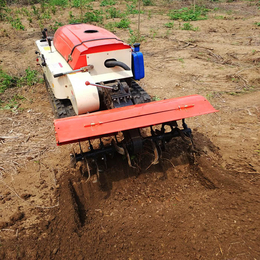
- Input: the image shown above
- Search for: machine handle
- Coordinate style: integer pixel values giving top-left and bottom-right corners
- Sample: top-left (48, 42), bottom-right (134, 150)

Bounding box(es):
top-left (53, 65), bottom-right (94, 78)
top-left (54, 73), bottom-right (64, 78)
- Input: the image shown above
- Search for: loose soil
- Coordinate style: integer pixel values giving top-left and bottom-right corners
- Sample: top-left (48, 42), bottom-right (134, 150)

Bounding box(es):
top-left (1, 1), bottom-right (260, 259)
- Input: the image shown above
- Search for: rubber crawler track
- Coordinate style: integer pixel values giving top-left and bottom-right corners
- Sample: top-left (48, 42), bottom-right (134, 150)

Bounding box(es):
top-left (130, 80), bottom-right (151, 105)
top-left (44, 74), bottom-right (76, 119)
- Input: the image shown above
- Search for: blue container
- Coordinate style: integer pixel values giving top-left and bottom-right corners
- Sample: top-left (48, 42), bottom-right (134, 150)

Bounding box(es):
top-left (132, 43), bottom-right (145, 80)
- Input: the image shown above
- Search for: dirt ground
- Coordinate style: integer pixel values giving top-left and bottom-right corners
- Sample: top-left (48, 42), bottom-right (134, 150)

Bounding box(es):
top-left (1, 0), bottom-right (260, 259)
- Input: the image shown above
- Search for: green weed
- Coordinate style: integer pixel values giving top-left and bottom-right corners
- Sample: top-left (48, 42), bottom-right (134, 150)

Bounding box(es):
top-left (148, 10), bottom-right (152, 19)
top-left (0, 0), bottom-right (6, 20)
top-left (104, 22), bottom-right (116, 32)
top-left (254, 22), bottom-right (260, 26)
top-left (126, 4), bottom-right (142, 14)
top-left (181, 22), bottom-right (199, 31)
top-left (68, 12), bottom-right (81, 23)
top-left (51, 5), bottom-right (56, 14)
top-left (100, 0), bottom-right (116, 6)
top-left (85, 3), bottom-right (94, 10)
top-left (168, 5), bottom-right (209, 21)
top-left (41, 10), bottom-right (51, 19)
top-left (106, 7), bottom-right (123, 18)
top-left (214, 15), bottom-right (224, 19)
top-left (31, 5), bottom-right (40, 17)
top-left (1, 95), bottom-right (25, 112)
top-left (0, 67), bottom-right (41, 94)
top-left (226, 10), bottom-right (233, 15)
top-left (49, 0), bottom-right (68, 7)
top-left (152, 96), bottom-right (161, 101)
top-left (0, 69), bottom-right (18, 94)
top-left (12, 94), bottom-right (25, 101)
top-left (128, 28), bottom-right (144, 45)
top-left (22, 67), bottom-right (40, 86)
top-left (50, 21), bottom-right (64, 31)
top-left (164, 22), bottom-right (174, 28)
top-left (40, 1), bottom-right (47, 13)
top-left (115, 18), bottom-right (130, 28)
top-left (83, 10), bottom-right (104, 23)
top-left (143, 0), bottom-right (154, 6)
top-left (254, 145), bottom-right (260, 154)
top-left (8, 17), bottom-right (25, 30)
top-left (21, 7), bottom-right (30, 17)
top-left (71, 0), bottom-right (93, 8)
top-left (150, 28), bottom-right (158, 38)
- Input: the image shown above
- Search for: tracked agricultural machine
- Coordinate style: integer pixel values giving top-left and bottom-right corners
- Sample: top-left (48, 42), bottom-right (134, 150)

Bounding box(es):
top-left (35, 24), bottom-right (217, 174)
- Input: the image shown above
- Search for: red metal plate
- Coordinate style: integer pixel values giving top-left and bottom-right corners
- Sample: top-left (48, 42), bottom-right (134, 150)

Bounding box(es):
top-left (54, 94), bottom-right (218, 145)
top-left (53, 24), bottom-right (131, 70)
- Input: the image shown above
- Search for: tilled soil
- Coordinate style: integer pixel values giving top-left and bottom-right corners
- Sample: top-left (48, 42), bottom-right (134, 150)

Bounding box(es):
top-left (1, 1), bottom-right (260, 259)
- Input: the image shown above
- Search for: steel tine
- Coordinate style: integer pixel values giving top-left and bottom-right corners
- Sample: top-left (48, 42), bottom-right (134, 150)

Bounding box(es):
top-left (150, 126), bottom-right (155, 136)
top-left (99, 138), bottom-right (104, 149)
top-left (94, 159), bottom-right (100, 180)
top-left (84, 158), bottom-right (91, 182)
top-left (79, 142), bottom-right (83, 153)
top-left (88, 140), bottom-right (93, 151)
top-left (70, 148), bottom-right (76, 168)
top-left (151, 140), bottom-right (160, 165)
top-left (123, 145), bottom-right (136, 169)
top-left (145, 140), bottom-right (161, 170)
top-left (112, 139), bottom-right (125, 155)
top-left (102, 154), bottom-right (107, 170)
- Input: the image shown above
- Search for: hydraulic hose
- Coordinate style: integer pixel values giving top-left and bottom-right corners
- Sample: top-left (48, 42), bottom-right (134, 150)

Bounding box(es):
top-left (105, 60), bottom-right (130, 71)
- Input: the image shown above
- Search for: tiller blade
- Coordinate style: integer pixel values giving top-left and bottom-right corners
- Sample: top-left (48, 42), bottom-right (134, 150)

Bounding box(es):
top-left (54, 94), bottom-right (217, 145)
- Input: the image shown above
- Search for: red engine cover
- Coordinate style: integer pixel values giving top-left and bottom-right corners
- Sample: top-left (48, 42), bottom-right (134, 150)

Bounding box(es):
top-left (53, 24), bottom-right (131, 70)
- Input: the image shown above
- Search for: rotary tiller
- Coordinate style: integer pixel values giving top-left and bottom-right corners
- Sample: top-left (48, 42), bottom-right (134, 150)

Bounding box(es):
top-left (35, 24), bottom-right (217, 174)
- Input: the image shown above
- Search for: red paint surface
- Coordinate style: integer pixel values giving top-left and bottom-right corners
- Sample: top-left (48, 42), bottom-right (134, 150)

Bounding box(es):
top-left (53, 24), bottom-right (131, 70)
top-left (54, 95), bottom-right (218, 145)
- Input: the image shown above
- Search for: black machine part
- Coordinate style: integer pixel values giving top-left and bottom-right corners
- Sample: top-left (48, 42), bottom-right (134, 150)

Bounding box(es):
top-left (104, 59), bottom-right (131, 71)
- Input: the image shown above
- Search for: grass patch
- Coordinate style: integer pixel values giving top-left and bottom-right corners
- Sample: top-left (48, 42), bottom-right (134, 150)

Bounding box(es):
top-left (152, 96), bottom-right (161, 101)
top-left (168, 5), bottom-right (209, 21)
top-left (128, 28), bottom-right (145, 45)
top-left (83, 10), bottom-right (104, 23)
top-left (0, 69), bottom-right (18, 94)
top-left (0, 67), bottom-right (41, 94)
top-left (0, 95), bottom-right (25, 112)
top-left (143, 0), bottom-right (154, 6)
top-left (106, 7), bottom-right (124, 18)
top-left (50, 21), bottom-right (64, 31)
top-left (7, 17), bottom-right (25, 30)
top-left (126, 3), bottom-right (142, 14)
top-left (49, 0), bottom-right (68, 7)
top-left (115, 18), bottom-right (130, 28)
top-left (100, 0), bottom-right (116, 6)
top-left (181, 22), bottom-right (199, 31)
top-left (104, 22), bottom-right (116, 32)
top-left (71, 0), bottom-right (94, 8)
top-left (22, 67), bottom-right (40, 86)
top-left (164, 22), bottom-right (174, 28)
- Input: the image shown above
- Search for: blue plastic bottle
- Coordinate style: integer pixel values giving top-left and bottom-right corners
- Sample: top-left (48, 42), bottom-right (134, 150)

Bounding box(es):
top-left (132, 43), bottom-right (145, 80)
